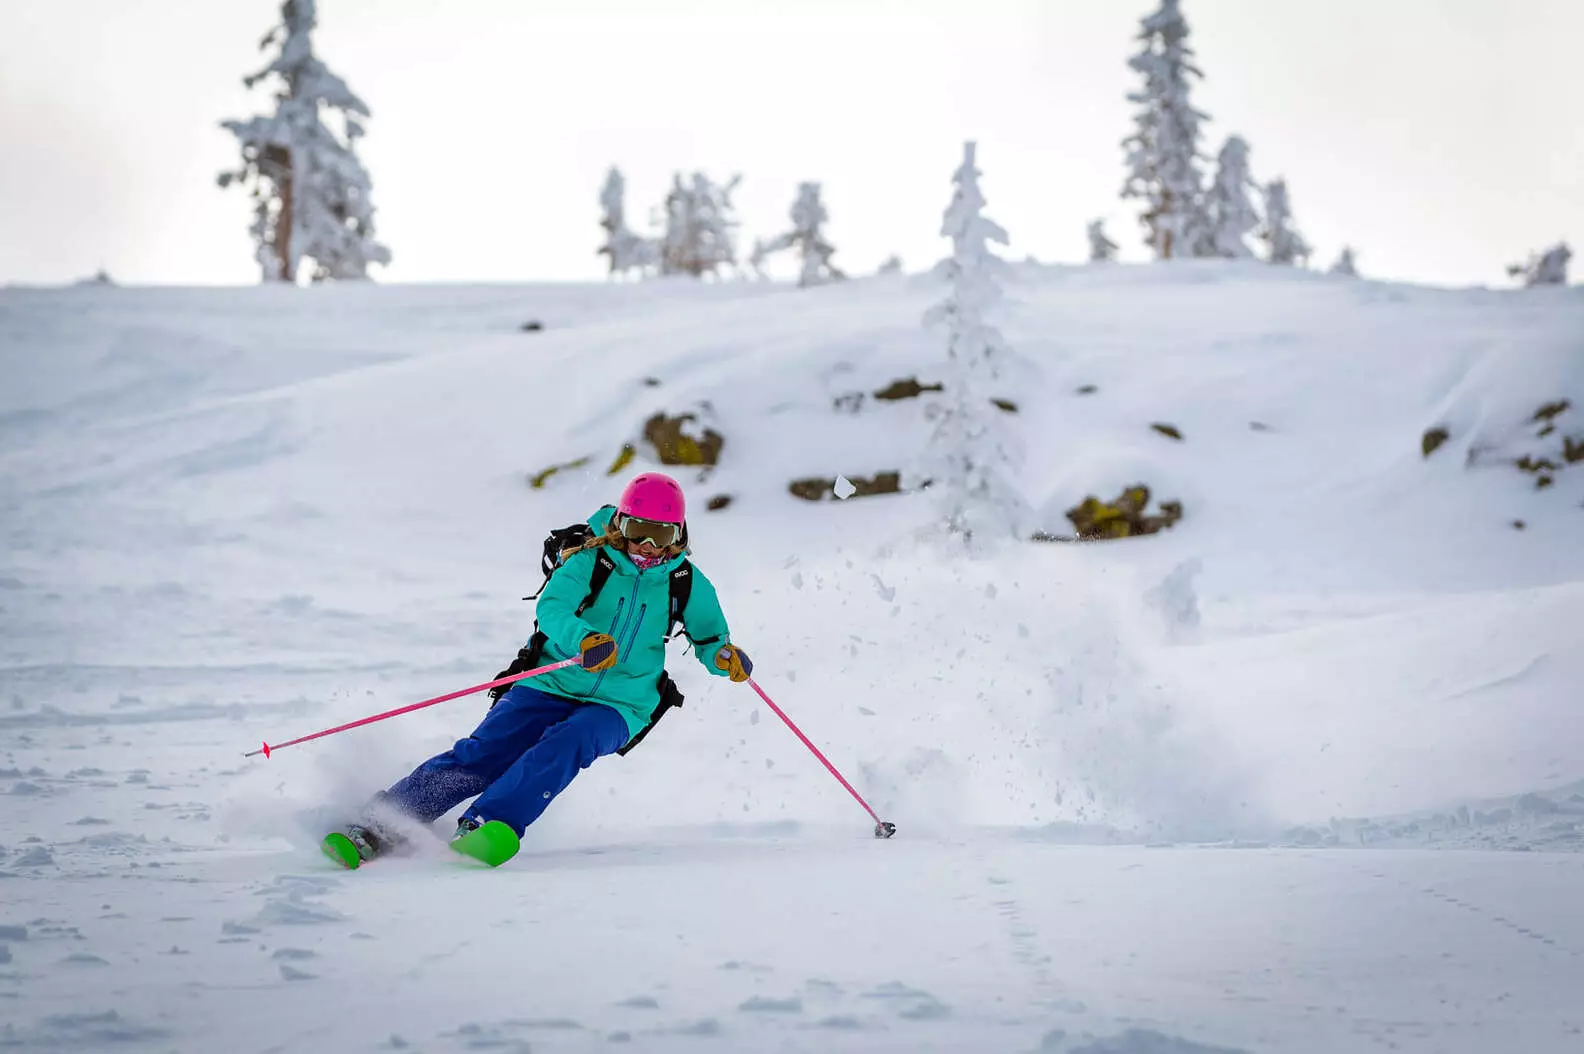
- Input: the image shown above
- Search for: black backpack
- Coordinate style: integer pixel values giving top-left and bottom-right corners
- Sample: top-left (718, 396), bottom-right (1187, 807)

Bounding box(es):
top-left (487, 506), bottom-right (713, 756)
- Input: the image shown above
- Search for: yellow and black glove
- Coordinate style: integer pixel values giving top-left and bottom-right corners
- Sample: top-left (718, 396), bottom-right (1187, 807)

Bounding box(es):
top-left (579, 633), bottom-right (618, 672)
top-left (713, 644), bottom-right (753, 683)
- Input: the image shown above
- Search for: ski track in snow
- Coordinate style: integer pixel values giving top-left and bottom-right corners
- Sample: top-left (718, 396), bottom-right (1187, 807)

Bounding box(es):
top-left (2, 271), bottom-right (1583, 1051)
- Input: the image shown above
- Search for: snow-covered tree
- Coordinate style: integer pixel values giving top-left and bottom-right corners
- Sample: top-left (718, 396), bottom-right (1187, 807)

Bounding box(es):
top-left (218, 0), bottom-right (390, 283)
top-left (1507, 243), bottom-right (1571, 286)
top-left (659, 172), bottom-right (742, 278)
top-left (1087, 219), bottom-right (1120, 262)
top-left (1203, 136), bottom-right (1260, 258)
top-left (1259, 179), bottom-right (1311, 266)
top-left (750, 182), bottom-right (846, 287)
top-left (1329, 246), bottom-right (1359, 277)
top-left (876, 255), bottom-right (904, 275)
top-left (913, 142), bottom-right (1027, 545)
top-left (1121, 0), bottom-right (1211, 260)
top-left (597, 167), bottom-right (656, 279)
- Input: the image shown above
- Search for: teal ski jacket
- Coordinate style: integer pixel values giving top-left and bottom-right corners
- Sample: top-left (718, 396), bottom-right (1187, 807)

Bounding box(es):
top-left (530, 506), bottom-right (735, 739)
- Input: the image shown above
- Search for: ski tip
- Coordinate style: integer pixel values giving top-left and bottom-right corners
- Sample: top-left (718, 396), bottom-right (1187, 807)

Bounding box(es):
top-left (874, 821), bottom-right (897, 840)
top-left (321, 832), bottom-right (362, 870)
top-left (450, 820), bottom-right (521, 868)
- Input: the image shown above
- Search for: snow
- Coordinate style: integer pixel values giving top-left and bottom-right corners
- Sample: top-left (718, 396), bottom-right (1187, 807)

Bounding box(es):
top-left (2, 263), bottom-right (1582, 1051)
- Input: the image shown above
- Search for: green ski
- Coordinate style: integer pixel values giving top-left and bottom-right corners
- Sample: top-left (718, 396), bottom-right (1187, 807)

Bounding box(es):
top-left (321, 832), bottom-right (363, 870)
top-left (449, 820), bottom-right (521, 867)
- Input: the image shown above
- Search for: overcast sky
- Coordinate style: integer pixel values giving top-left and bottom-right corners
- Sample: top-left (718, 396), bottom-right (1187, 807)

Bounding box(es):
top-left (1, 0), bottom-right (1578, 288)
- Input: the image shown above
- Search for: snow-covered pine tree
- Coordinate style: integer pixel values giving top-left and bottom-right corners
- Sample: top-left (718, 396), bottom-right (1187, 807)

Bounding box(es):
top-left (659, 172), bottom-right (742, 278)
top-left (597, 167), bottom-right (655, 279)
top-left (1259, 179), bottom-right (1312, 266)
top-left (751, 182), bottom-right (846, 287)
top-left (1121, 0), bottom-right (1211, 260)
top-left (218, 0), bottom-right (390, 283)
top-left (1204, 135), bottom-right (1260, 258)
top-left (1329, 246), bottom-right (1359, 277)
top-left (913, 142), bottom-right (1027, 545)
top-left (1507, 243), bottom-right (1572, 286)
top-left (1087, 219), bottom-right (1120, 263)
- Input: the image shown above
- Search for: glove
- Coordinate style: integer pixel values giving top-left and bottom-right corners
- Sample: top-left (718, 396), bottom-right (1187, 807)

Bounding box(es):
top-left (579, 633), bottom-right (618, 672)
top-left (713, 644), bottom-right (752, 683)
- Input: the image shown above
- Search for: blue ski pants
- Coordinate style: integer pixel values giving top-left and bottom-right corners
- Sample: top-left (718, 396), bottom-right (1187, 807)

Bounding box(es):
top-left (381, 683), bottom-right (631, 836)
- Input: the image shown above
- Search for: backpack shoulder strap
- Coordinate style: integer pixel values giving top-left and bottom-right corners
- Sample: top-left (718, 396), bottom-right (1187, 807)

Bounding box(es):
top-left (668, 559), bottom-right (721, 647)
top-left (577, 548), bottom-right (617, 617)
top-left (666, 561), bottom-right (693, 639)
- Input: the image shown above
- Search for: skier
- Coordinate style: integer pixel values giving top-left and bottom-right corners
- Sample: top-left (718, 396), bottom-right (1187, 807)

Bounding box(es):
top-left (326, 472), bottom-right (752, 868)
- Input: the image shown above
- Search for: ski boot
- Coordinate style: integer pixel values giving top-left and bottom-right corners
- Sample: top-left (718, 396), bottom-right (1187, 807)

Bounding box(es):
top-left (321, 819), bottom-right (406, 870)
top-left (448, 815), bottom-right (521, 868)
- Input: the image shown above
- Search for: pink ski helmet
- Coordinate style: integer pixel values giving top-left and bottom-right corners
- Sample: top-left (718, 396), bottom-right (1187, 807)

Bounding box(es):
top-left (617, 472), bottom-right (686, 525)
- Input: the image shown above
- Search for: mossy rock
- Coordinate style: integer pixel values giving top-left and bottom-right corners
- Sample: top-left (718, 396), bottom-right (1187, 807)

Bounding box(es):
top-left (1422, 427), bottom-right (1450, 458)
top-left (606, 444), bottom-right (636, 476)
top-left (1532, 399), bottom-right (1572, 423)
top-left (642, 412), bottom-right (724, 467)
top-left (528, 456), bottom-right (591, 489)
top-left (1150, 423), bottom-right (1184, 441)
top-left (873, 377), bottom-right (942, 401)
top-left (1064, 484), bottom-right (1184, 541)
top-left (1516, 454), bottom-right (1560, 474)
top-left (787, 471), bottom-right (902, 502)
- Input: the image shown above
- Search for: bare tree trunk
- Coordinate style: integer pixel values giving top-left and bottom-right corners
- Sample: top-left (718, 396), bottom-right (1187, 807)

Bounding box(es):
top-left (274, 149), bottom-right (295, 283)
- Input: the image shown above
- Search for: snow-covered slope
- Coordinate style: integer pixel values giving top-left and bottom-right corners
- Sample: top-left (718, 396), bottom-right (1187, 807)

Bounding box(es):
top-left (2, 265), bottom-right (1581, 1052)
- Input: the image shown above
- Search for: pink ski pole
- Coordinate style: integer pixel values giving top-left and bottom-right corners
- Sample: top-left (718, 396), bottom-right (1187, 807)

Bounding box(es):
top-left (748, 677), bottom-right (896, 839)
top-left (244, 657), bottom-right (580, 759)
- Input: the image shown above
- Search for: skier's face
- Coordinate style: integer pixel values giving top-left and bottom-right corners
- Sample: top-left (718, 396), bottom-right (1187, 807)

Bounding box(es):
top-left (629, 537), bottom-right (663, 558)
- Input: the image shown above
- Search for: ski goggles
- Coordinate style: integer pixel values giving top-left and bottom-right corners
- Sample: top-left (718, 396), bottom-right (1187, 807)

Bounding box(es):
top-left (617, 514), bottom-right (681, 549)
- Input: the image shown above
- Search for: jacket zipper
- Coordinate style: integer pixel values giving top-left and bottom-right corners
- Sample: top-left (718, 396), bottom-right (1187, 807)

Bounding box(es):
top-left (591, 576), bottom-right (643, 696)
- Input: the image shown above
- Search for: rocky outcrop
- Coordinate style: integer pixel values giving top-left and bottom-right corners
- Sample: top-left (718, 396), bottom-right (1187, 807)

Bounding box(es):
top-left (788, 471), bottom-right (902, 502)
top-left (1036, 485), bottom-right (1184, 541)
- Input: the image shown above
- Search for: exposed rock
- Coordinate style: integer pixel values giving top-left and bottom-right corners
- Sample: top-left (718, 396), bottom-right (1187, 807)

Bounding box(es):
top-left (991, 398), bottom-right (1018, 413)
top-left (1532, 399), bottom-right (1571, 422)
top-left (1150, 423), bottom-right (1184, 441)
top-left (1565, 436), bottom-right (1584, 464)
top-left (1075, 384), bottom-right (1098, 395)
top-left (873, 377), bottom-right (942, 401)
top-left (1421, 426), bottom-right (1450, 458)
top-left (643, 411), bottom-right (724, 466)
top-left (520, 320), bottom-right (545, 332)
top-left (643, 377), bottom-right (662, 387)
top-left (788, 472), bottom-right (902, 502)
top-left (1250, 421), bottom-right (1273, 432)
top-left (527, 456), bottom-right (591, 489)
top-left (1516, 455), bottom-right (1559, 474)
top-left (1060, 484), bottom-right (1184, 541)
top-left (606, 444), bottom-right (636, 476)
top-left (1513, 520), bottom-right (1527, 530)
top-left (706, 494), bottom-right (732, 511)
top-left (832, 392), bottom-right (864, 414)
